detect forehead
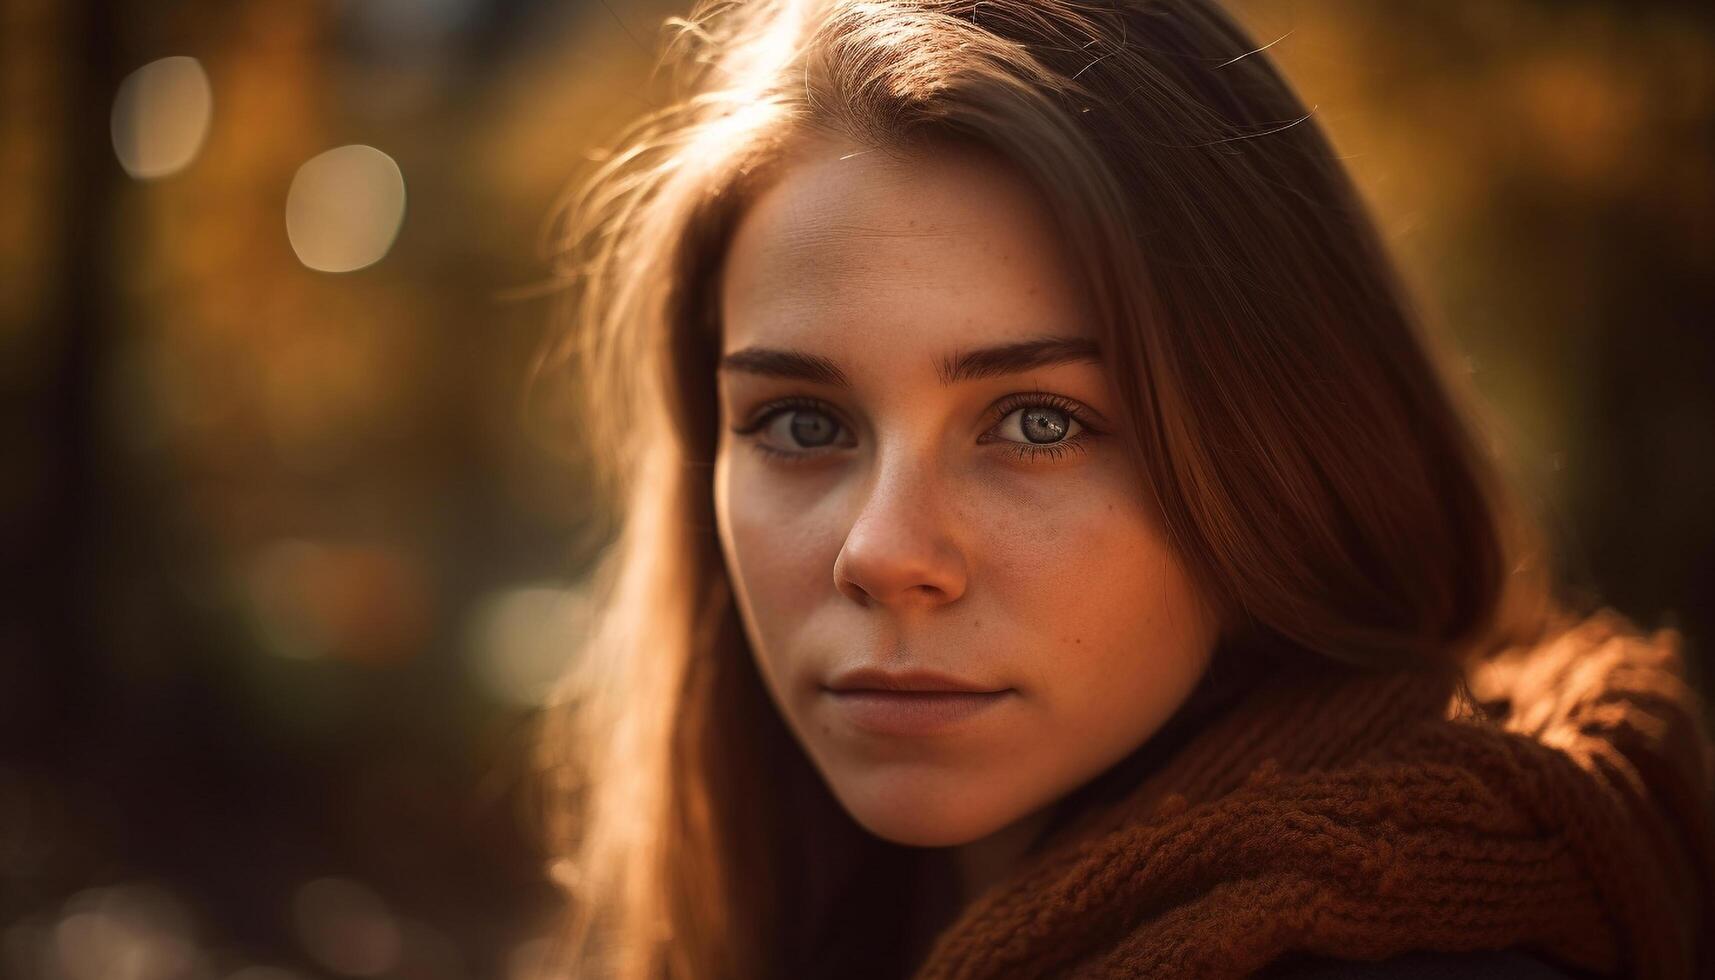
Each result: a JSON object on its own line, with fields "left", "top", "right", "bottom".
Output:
{"left": 717, "top": 134, "right": 1097, "bottom": 367}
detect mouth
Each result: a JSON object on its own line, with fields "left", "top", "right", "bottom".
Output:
{"left": 823, "top": 688, "right": 1015, "bottom": 737}
{"left": 823, "top": 665, "right": 1005, "bottom": 694}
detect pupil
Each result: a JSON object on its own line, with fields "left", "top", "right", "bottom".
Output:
{"left": 1022, "top": 408, "right": 1068, "bottom": 444}
{"left": 790, "top": 411, "right": 836, "bottom": 447}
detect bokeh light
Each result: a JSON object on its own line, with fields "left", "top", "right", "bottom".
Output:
{"left": 291, "top": 877, "right": 402, "bottom": 977}
{"left": 110, "top": 56, "right": 213, "bottom": 179}
{"left": 466, "top": 584, "right": 597, "bottom": 706}
{"left": 285, "top": 145, "right": 407, "bottom": 273}
{"left": 244, "top": 539, "right": 432, "bottom": 664}
{"left": 30, "top": 883, "right": 207, "bottom": 980}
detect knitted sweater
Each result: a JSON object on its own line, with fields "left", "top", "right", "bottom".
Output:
{"left": 1263, "top": 947, "right": 1586, "bottom": 978}
{"left": 907, "top": 608, "right": 1715, "bottom": 980}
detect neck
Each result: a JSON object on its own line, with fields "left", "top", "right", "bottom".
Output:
{"left": 951, "top": 806, "right": 1057, "bottom": 907}
{"left": 903, "top": 806, "right": 1058, "bottom": 971}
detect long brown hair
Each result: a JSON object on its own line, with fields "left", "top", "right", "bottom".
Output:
{"left": 530, "top": 1, "right": 1566, "bottom": 977}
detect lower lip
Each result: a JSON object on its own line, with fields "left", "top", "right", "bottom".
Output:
{"left": 825, "top": 689, "right": 1014, "bottom": 737}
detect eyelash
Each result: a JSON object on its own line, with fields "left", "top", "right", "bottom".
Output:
{"left": 730, "top": 391, "right": 1103, "bottom": 467}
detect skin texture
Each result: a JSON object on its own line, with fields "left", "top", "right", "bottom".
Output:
{"left": 711, "top": 133, "right": 1222, "bottom": 910}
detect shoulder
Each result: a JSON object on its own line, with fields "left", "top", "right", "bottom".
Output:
{"left": 1255, "top": 947, "right": 1592, "bottom": 979}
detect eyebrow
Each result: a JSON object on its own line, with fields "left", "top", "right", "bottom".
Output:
{"left": 718, "top": 336, "right": 1103, "bottom": 389}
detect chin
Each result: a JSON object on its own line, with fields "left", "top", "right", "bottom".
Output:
{"left": 831, "top": 774, "right": 1014, "bottom": 848}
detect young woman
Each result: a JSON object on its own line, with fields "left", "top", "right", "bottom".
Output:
{"left": 531, "top": 1, "right": 1715, "bottom": 977}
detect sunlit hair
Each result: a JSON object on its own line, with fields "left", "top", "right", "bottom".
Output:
{"left": 531, "top": 0, "right": 1567, "bottom": 977}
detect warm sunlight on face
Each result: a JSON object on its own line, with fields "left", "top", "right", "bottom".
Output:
{"left": 712, "top": 132, "right": 1221, "bottom": 849}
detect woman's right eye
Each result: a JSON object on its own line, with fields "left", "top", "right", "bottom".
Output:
{"left": 732, "top": 399, "right": 848, "bottom": 463}
{"left": 761, "top": 407, "right": 843, "bottom": 450}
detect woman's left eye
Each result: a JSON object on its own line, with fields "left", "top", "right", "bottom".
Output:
{"left": 987, "top": 406, "right": 1077, "bottom": 449}
{"left": 982, "top": 394, "right": 1099, "bottom": 463}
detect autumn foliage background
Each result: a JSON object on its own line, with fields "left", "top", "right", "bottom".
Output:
{"left": 2, "top": 1, "right": 1712, "bottom": 977}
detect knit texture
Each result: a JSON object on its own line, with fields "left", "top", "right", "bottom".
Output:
{"left": 908, "top": 608, "right": 1715, "bottom": 980}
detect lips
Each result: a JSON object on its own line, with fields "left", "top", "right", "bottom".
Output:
{"left": 820, "top": 664, "right": 1014, "bottom": 736}
{"left": 823, "top": 665, "right": 1005, "bottom": 694}
{"left": 825, "top": 688, "right": 1014, "bottom": 737}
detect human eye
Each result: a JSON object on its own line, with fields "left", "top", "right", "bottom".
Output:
{"left": 981, "top": 390, "right": 1104, "bottom": 464}
{"left": 729, "top": 396, "right": 850, "bottom": 465}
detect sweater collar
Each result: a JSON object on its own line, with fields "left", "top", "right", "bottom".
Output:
{"left": 911, "top": 609, "right": 1715, "bottom": 980}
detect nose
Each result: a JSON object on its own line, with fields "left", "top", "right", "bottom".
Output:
{"left": 832, "top": 448, "right": 968, "bottom": 609}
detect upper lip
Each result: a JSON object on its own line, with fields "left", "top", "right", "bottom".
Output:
{"left": 823, "top": 666, "right": 1007, "bottom": 694}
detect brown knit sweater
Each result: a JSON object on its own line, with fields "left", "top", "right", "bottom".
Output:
{"left": 908, "top": 608, "right": 1715, "bottom": 980}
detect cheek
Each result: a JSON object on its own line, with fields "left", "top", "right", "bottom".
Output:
{"left": 713, "top": 450, "right": 831, "bottom": 644}
{"left": 996, "top": 469, "right": 1216, "bottom": 713}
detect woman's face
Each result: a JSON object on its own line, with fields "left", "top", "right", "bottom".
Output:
{"left": 712, "top": 134, "right": 1220, "bottom": 848}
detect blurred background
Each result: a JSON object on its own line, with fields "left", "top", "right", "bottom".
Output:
{"left": 1, "top": 0, "right": 1711, "bottom": 977}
